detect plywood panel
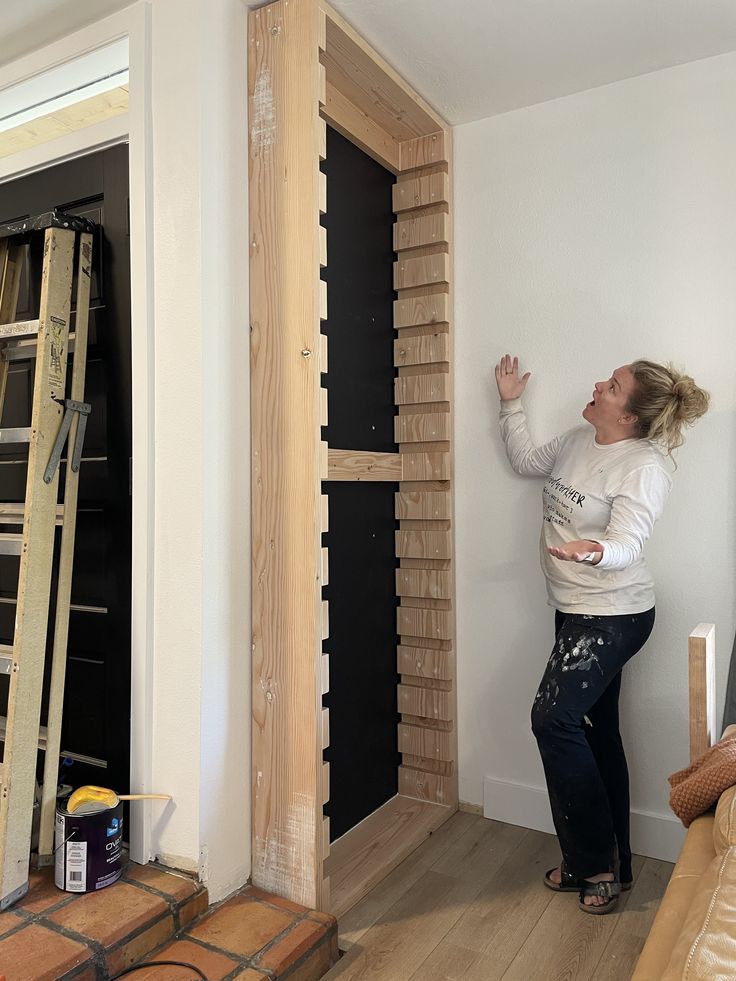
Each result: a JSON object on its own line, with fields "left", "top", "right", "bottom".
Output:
{"left": 393, "top": 213, "right": 449, "bottom": 252}
{"left": 396, "top": 530, "right": 451, "bottom": 560}
{"left": 395, "top": 490, "right": 451, "bottom": 520}
{"left": 398, "top": 607, "right": 452, "bottom": 642}
{"left": 393, "top": 171, "right": 450, "bottom": 212}
{"left": 394, "top": 292, "right": 449, "bottom": 329}
{"left": 394, "top": 373, "right": 449, "bottom": 405}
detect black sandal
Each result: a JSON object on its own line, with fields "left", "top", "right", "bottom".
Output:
{"left": 578, "top": 879, "right": 622, "bottom": 914}
{"left": 543, "top": 862, "right": 584, "bottom": 892}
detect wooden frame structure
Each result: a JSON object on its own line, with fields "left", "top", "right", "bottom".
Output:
{"left": 249, "top": 0, "right": 456, "bottom": 914}
{"left": 688, "top": 622, "right": 716, "bottom": 762}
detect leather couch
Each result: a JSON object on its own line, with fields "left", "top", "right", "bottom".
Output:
{"left": 632, "top": 724, "right": 736, "bottom": 979}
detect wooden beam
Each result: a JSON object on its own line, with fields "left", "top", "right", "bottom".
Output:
{"left": 326, "top": 448, "right": 402, "bottom": 481}
{"left": 249, "top": 0, "right": 325, "bottom": 909}
{"left": 321, "top": 1, "right": 447, "bottom": 139}
{"left": 321, "top": 81, "right": 400, "bottom": 173}
{"left": 689, "top": 623, "right": 716, "bottom": 762}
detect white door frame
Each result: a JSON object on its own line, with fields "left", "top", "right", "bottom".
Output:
{"left": 0, "top": 1, "right": 155, "bottom": 864}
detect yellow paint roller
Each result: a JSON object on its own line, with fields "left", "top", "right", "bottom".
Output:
{"left": 67, "top": 785, "right": 171, "bottom": 814}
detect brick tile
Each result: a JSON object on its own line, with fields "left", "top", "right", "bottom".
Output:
{"left": 105, "top": 913, "right": 174, "bottom": 976}
{"left": 16, "top": 867, "right": 68, "bottom": 915}
{"left": 231, "top": 971, "right": 269, "bottom": 980}
{"left": 178, "top": 890, "right": 209, "bottom": 930}
{"left": 0, "top": 911, "right": 24, "bottom": 938}
{"left": 121, "top": 939, "right": 240, "bottom": 980}
{"left": 125, "top": 864, "right": 199, "bottom": 903}
{"left": 0, "top": 923, "right": 91, "bottom": 981}
{"left": 258, "top": 919, "right": 327, "bottom": 974}
{"left": 305, "top": 909, "right": 337, "bottom": 929}
{"left": 48, "top": 881, "right": 168, "bottom": 946}
{"left": 242, "top": 886, "right": 308, "bottom": 915}
{"left": 188, "top": 894, "right": 294, "bottom": 958}
{"left": 280, "top": 938, "right": 339, "bottom": 981}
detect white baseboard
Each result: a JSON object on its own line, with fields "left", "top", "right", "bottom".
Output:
{"left": 483, "top": 776, "right": 686, "bottom": 864}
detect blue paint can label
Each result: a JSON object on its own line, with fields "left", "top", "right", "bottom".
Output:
{"left": 54, "top": 803, "right": 124, "bottom": 892}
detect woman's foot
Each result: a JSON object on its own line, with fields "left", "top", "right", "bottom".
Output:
{"left": 547, "top": 865, "right": 632, "bottom": 893}
{"left": 581, "top": 871, "right": 615, "bottom": 907}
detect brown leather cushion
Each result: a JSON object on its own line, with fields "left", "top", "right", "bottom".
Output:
{"left": 632, "top": 815, "right": 715, "bottom": 980}
{"left": 660, "top": 788, "right": 736, "bottom": 978}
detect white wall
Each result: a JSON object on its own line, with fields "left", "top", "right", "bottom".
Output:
{"left": 455, "top": 51, "right": 736, "bottom": 861}
{"left": 0, "top": 0, "right": 251, "bottom": 903}
{"left": 148, "top": 0, "right": 250, "bottom": 901}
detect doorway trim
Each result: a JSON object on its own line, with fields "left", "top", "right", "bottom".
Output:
{"left": 0, "top": 2, "right": 155, "bottom": 865}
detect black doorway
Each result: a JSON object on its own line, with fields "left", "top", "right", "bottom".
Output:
{"left": 0, "top": 145, "right": 132, "bottom": 797}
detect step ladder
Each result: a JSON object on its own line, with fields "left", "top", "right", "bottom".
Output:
{"left": 0, "top": 211, "right": 94, "bottom": 908}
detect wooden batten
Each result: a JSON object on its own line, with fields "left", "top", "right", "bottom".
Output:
{"left": 402, "top": 451, "right": 451, "bottom": 481}
{"left": 396, "top": 568, "right": 452, "bottom": 601}
{"left": 393, "top": 212, "right": 449, "bottom": 252}
{"left": 394, "top": 293, "right": 449, "bottom": 329}
{"left": 319, "top": 333, "right": 328, "bottom": 374}
{"left": 394, "top": 373, "right": 449, "bottom": 405}
{"left": 327, "top": 448, "right": 402, "bottom": 481}
{"left": 393, "top": 171, "right": 450, "bottom": 213}
{"left": 398, "top": 684, "right": 452, "bottom": 720}
{"left": 398, "top": 608, "right": 452, "bottom": 642}
{"left": 394, "top": 331, "right": 449, "bottom": 367}
{"left": 395, "top": 490, "right": 451, "bottom": 520}
{"left": 398, "top": 722, "right": 453, "bottom": 760}
{"left": 396, "top": 530, "right": 451, "bottom": 560}
{"left": 399, "top": 132, "right": 448, "bottom": 171}
{"left": 399, "top": 765, "right": 452, "bottom": 804}
{"left": 397, "top": 645, "right": 453, "bottom": 679}
{"left": 321, "top": 493, "right": 329, "bottom": 533}
{"left": 394, "top": 413, "right": 450, "bottom": 444}
{"left": 394, "top": 253, "right": 450, "bottom": 291}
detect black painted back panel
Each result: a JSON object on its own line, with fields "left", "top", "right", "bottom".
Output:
{"left": 321, "top": 127, "right": 400, "bottom": 842}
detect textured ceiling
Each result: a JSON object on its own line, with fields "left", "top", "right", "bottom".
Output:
{"left": 2, "top": 0, "right": 736, "bottom": 124}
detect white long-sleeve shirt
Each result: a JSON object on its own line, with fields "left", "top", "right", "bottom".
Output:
{"left": 499, "top": 398, "right": 673, "bottom": 615}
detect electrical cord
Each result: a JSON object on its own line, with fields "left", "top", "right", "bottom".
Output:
{"left": 111, "top": 961, "right": 208, "bottom": 980}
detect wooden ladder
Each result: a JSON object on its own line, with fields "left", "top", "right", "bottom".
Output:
{"left": 0, "top": 211, "right": 94, "bottom": 908}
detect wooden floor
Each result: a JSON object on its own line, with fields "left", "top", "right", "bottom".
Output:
{"left": 322, "top": 811, "right": 672, "bottom": 981}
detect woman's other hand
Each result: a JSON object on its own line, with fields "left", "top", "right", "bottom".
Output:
{"left": 495, "top": 354, "right": 531, "bottom": 401}
{"left": 547, "top": 541, "right": 604, "bottom": 564}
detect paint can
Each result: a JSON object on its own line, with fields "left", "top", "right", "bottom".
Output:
{"left": 54, "top": 799, "right": 124, "bottom": 893}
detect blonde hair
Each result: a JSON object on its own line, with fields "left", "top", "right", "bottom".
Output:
{"left": 627, "top": 360, "right": 709, "bottom": 459}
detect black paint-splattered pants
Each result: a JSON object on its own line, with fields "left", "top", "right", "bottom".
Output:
{"left": 531, "top": 608, "right": 655, "bottom": 881}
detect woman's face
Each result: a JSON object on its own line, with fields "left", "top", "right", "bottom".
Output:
{"left": 582, "top": 365, "right": 638, "bottom": 430}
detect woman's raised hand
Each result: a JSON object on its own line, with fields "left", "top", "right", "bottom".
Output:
{"left": 495, "top": 354, "right": 531, "bottom": 401}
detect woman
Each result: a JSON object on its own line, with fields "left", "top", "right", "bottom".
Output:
{"left": 495, "top": 354, "right": 709, "bottom": 913}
